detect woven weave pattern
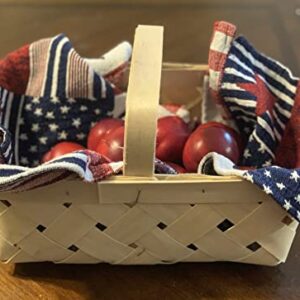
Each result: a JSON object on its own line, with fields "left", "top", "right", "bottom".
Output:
{"left": 0, "top": 186, "right": 296, "bottom": 266}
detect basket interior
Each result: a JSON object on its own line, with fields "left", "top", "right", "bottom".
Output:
{"left": 122, "top": 63, "right": 207, "bottom": 120}
{"left": 118, "top": 63, "right": 243, "bottom": 182}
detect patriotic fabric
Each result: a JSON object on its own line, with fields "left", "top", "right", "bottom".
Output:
{"left": 201, "top": 20, "right": 300, "bottom": 221}
{"left": 0, "top": 34, "right": 132, "bottom": 166}
{"left": 208, "top": 21, "right": 300, "bottom": 169}
{"left": 198, "top": 153, "right": 300, "bottom": 222}
{"left": 0, "top": 34, "right": 176, "bottom": 193}
{"left": 0, "top": 150, "right": 175, "bottom": 193}
{"left": 207, "top": 21, "right": 237, "bottom": 128}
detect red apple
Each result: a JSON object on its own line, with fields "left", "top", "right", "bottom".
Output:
{"left": 166, "top": 162, "right": 187, "bottom": 173}
{"left": 95, "top": 116, "right": 190, "bottom": 163}
{"left": 95, "top": 126, "right": 124, "bottom": 162}
{"left": 42, "top": 142, "right": 85, "bottom": 163}
{"left": 87, "top": 118, "right": 124, "bottom": 151}
{"left": 183, "top": 121, "right": 240, "bottom": 172}
{"left": 199, "top": 121, "right": 244, "bottom": 154}
{"left": 156, "top": 116, "right": 191, "bottom": 163}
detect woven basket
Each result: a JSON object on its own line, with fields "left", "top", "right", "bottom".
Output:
{"left": 0, "top": 25, "right": 297, "bottom": 266}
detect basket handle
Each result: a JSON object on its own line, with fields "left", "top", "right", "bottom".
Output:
{"left": 123, "top": 25, "right": 164, "bottom": 177}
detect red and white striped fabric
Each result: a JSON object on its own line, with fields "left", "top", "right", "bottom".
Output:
{"left": 0, "top": 34, "right": 177, "bottom": 192}
{"left": 208, "top": 21, "right": 237, "bottom": 123}
{"left": 201, "top": 20, "right": 300, "bottom": 222}
{"left": 0, "top": 150, "right": 175, "bottom": 193}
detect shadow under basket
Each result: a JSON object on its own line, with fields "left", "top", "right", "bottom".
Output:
{"left": 0, "top": 25, "right": 297, "bottom": 266}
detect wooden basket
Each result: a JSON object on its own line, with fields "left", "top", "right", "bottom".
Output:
{"left": 0, "top": 25, "right": 297, "bottom": 266}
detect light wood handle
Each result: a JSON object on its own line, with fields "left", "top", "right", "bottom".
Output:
{"left": 123, "top": 25, "right": 164, "bottom": 177}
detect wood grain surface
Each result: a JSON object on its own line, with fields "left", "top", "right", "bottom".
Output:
{"left": 0, "top": 1, "right": 300, "bottom": 299}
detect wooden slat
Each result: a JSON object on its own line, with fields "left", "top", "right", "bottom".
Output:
{"left": 124, "top": 25, "right": 163, "bottom": 177}
{"left": 98, "top": 179, "right": 270, "bottom": 204}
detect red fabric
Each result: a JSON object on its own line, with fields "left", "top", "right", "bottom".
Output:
{"left": 213, "top": 21, "right": 236, "bottom": 37}
{"left": 84, "top": 150, "right": 115, "bottom": 181}
{"left": 208, "top": 50, "right": 228, "bottom": 73}
{"left": 208, "top": 21, "right": 236, "bottom": 84}
{"left": 275, "top": 82, "right": 300, "bottom": 168}
{"left": 237, "top": 74, "right": 299, "bottom": 168}
{"left": 0, "top": 44, "right": 30, "bottom": 95}
{"left": 208, "top": 21, "right": 237, "bottom": 121}
{"left": 238, "top": 75, "right": 276, "bottom": 116}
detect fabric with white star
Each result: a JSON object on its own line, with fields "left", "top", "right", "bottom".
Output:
{"left": 198, "top": 152, "right": 300, "bottom": 222}
{"left": 0, "top": 34, "right": 133, "bottom": 166}
{"left": 203, "top": 21, "right": 300, "bottom": 222}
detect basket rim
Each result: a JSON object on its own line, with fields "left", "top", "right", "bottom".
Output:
{"left": 102, "top": 174, "right": 244, "bottom": 183}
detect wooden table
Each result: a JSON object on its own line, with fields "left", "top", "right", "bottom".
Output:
{"left": 0, "top": 1, "right": 300, "bottom": 299}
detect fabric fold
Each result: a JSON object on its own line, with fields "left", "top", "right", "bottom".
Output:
{"left": 198, "top": 152, "right": 300, "bottom": 222}
{"left": 0, "top": 35, "right": 132, "bottom": 167}
{"left": 203, "top": 20, "right": 300, "bottom": 222}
